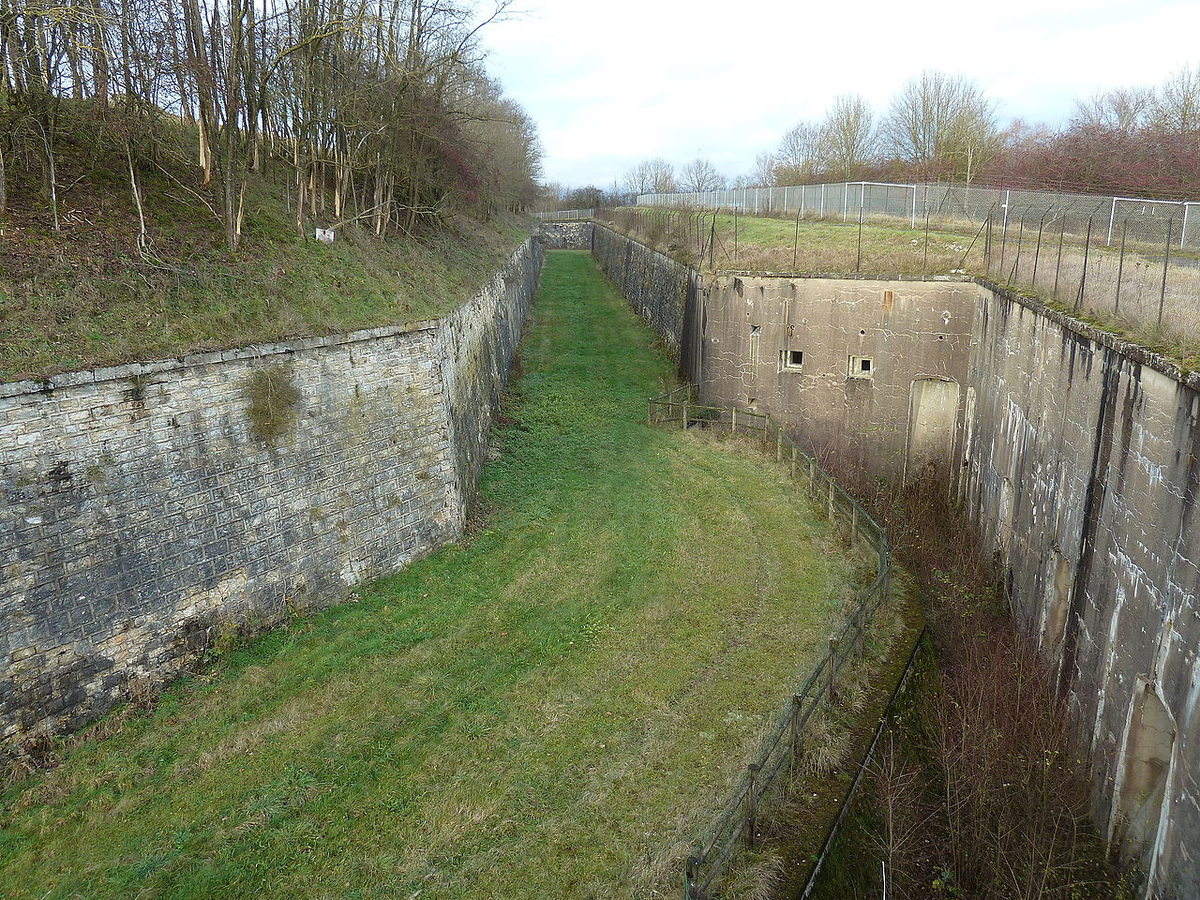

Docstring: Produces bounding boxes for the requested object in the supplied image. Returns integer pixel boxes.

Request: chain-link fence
[637,183,1200,253]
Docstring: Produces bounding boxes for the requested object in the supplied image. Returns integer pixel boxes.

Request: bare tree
[678,156,725,192]
[882,71,1000,183]
[749,151,775,187]
[1150,64,1200,134]
[819,94,878,181]
[775,121,821,184]
[622,157,676,195]
[1071,86,1154,134]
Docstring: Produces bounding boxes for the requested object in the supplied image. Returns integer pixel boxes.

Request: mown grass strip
[1,250,858,899]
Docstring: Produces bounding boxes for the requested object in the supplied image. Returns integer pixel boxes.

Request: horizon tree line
[547,66,1200,208]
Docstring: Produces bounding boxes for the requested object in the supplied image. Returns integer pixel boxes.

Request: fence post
[1115,218,1128,314]
[685,853,701,899]
[776,428,783,462]
[682,398,689,431]
[827,479,835,520]
[1074,217,1093,312]
[851,504,858,545]
[746,763,761,846]
[1159,218,1174,330]
[790,693,804,769]
[790,445,797,479]
[827,637,838,703]
[731,407,737,434]
[1053,215,1067,299]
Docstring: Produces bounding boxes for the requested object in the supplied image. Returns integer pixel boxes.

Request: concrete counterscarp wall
[0,238,542,750]
[963,289,1200,898]
[588,223,1200,898]
[699,273,976,479]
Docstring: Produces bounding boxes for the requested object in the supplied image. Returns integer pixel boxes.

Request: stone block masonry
[0,237,542,750]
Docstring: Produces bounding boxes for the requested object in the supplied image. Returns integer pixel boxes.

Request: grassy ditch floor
[0,250,871,900]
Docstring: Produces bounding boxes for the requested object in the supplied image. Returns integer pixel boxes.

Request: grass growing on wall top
[0,165,530,382]
[0,250,862,899]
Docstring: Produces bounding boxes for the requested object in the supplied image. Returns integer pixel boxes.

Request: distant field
[0,251,866,899]
[0,131,529,382]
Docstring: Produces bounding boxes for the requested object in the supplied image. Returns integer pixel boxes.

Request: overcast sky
[478,0,1200,188]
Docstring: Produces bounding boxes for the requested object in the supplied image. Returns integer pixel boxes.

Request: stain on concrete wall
[0,238,542,751]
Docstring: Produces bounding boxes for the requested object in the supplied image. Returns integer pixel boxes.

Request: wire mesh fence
[980,206,1200,343]
[594,206,989,278]
[647,385,893,900]
[589,201,1199,358]
[637,182,1200,253]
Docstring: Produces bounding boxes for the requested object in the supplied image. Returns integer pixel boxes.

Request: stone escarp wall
[537,220,593,249]
[590,224,702,382]
[0,238,542,750]
[962,291,1200,898]
[437,240,542,505]
[588,223,1199,897]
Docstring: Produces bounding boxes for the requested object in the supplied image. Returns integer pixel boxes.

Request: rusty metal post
[1159,218,1174,330]
[827,637,838,703]
[685,853,701,899]
[1115,218,1129,314]
[1074,217,1094,312]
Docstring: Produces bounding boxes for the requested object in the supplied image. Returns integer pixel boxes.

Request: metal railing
[532,208,595,221]
[648,385,892,899]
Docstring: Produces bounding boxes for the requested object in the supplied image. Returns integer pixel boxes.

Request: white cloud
[479,0,1200,185]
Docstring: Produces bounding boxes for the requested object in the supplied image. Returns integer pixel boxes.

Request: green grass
[0,138,530,381]
[611,208,1200,373]
[0,250,860,899]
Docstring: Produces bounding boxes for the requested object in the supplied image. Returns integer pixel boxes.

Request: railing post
[790,693,804,769]
[827,637,838,703]
[746,763,761,847]
[685,853,701,899]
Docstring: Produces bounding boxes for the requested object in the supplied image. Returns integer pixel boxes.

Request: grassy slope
[0,251,860,899]
[0,125,528,381]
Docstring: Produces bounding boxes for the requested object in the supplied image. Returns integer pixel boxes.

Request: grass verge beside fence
[647,387,920,900]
